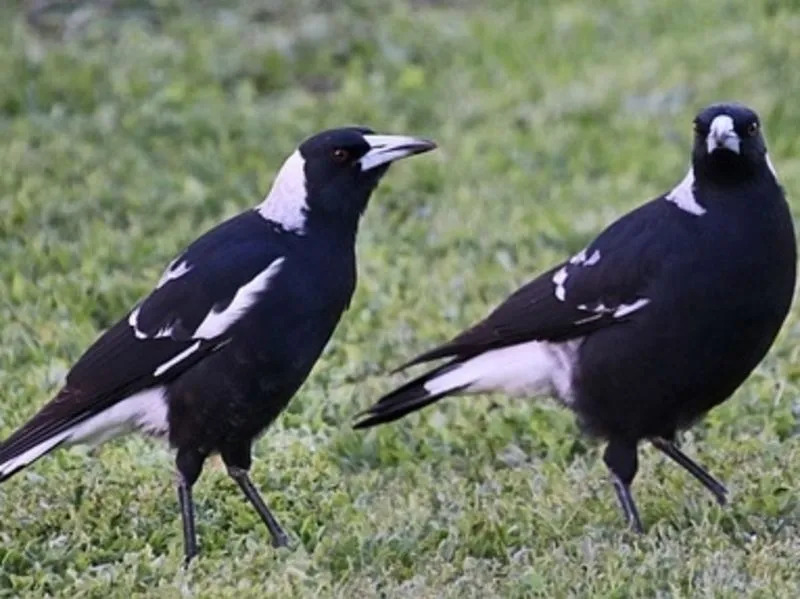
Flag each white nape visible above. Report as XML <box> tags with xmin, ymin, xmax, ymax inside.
<box><xmin>157</xmin><ymin>258</ymin><xmax>192</xmax><ymax>289</ymax></box>
<box><xmin>665</xmin><ymin>168</ymin><xmax>706</xmax><ymax>216</ymax></box>
<box><xmin>0</xmin><ymin>387</ymin><xmax>169</xmax><ymax>479</ymax></box>
<box><xmin>423</xmin><ymin>339</ymin><xmax>582</xmax><ymax>406</ymax></box>
<box><xmin>193</xmin><ymin>257</ymin><xmax>285</xmax><ymax>339</ymax></box>
<box><xmin>255</xmin><ymin>150</ymin><xmax>309</xmax><ymax>232</ymax></box>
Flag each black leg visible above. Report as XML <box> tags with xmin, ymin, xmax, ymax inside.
<box><xmin>176</xmin><ymin>478</ymin><xmax>197</xmax><ymax>567</ymax></box>
<box><xmin>221</xmin><ymin>445</ymin><xmax>289</xmax><ymax>547</ymax></box>
<box><xmin>227</xmin><ymin>466</ymin><xmax>290</xmax><ymax>548</ymax></box>
<box><xmin>175</xmin><ymin>449</ymin><xmax>206</xmax><ymax>567</ymax></box>
<box><xmin>603</xmin><ymin>440</ymin><xmax>644</xmax><ymax>533</ymax></box>
<box><xmin>651</xmin><ymin>437</ymin><xmax>728</xmax><ymax>505</ymax></box>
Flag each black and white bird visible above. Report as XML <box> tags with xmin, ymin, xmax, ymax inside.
<box><xmin>0</xmin><ymin>127</ymin><xmax>435</xmax><ymax>564</ymax></box>
<box><xmin>355</xmin><ymin>103</ymin><xmax>796</xmax><ymax>531</ymax></box>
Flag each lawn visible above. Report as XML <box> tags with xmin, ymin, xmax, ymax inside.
<box><xmin>1</xmin><ymin>0</ymin><xmax>800</xmax><ymax>596</ymax></box>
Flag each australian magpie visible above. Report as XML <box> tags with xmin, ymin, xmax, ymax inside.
<box><xmin>0</xmin><ymin>127</ymin><xmax>435</xmax><ymax>564</ymax></box>
<box><xmin>355</xmin><ymin>103</ymin><xmax>796</xmax><ymax>531</ymax></box>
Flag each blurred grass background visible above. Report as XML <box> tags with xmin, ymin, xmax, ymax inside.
<box><xmin>1</xmin><ymin>0</ymin><xmax>800</xmax><ymax>596</ymax></box>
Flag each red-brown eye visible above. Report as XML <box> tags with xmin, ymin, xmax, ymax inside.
<box><xmin>332</xmin><ymin>148</ymin><xmax>350</xmax><ymax>163</ymax></box>
<box><xmin>747</xmin><ymin>121</ymin><xmax>759</xmax><ymax>136</ymax></box>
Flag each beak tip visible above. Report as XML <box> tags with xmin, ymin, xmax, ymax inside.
<box><xmin>418</xmin><ymin>139</ymin><xmax>437</xmax><ymax>153</ymax></box>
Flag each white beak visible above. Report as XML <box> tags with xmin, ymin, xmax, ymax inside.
<box><xmin>359</xmin><ymin>135</ymin><xmax>436</xmax><ymax>171</ymax></box>
<box><xmin>706</xmin><ymin>115</ymin><xmax>740</xmax><ymax>154</ymax></box>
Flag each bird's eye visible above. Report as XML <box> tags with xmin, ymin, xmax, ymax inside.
<box><xmin>332</xmin><ymin>148</ymin><xmax>350</xmax><ymax>163</ymax></box>
<box><xmin>747</xmin><ymin>121</ymin><xmax>759</xmax><ymax>137</ymax></box>
<box><xmin>693</xmin><ymin>120</ymin><xmax>704</xmax><ymax>135</ymax></box>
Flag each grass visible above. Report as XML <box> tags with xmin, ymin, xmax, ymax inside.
<box><xmin>1</xmin><ymin>0</ymin><xmax>800</xmax><ymax>596</ymax></box>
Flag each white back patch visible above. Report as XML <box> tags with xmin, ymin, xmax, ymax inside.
<box><xmin>665</xmin><ymin>168</ymin><xmax>706</xmax><ymax>216</ymax></box>
<box><xmin>255</xmin><ymin>150</ymin><xmax>309</xmax><ymax>232</ymax></box>
<box><xmin>423</xmin><ymin>339</ymin><xmax>582</xmax><ymax>406</ymax></box>
<box><xmin>193</xmin><ymin>257</ymin><xmax>285</xmax><ymax>339</ymax></box>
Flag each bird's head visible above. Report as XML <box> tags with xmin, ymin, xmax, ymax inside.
<box><xmin>257</xmin><ymin>127</ymin><xmax>436</xmax><ymax>234</ymax></box>
<box><xmin>691</xmin><ymin>103</ymin><xmax>772</xmax><ymax>182</ymax></box>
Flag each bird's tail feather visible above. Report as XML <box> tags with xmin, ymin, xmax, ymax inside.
<box><xmin>354</xmin><ymin>361</ymin><xmax>469</xmax><ymax>428</ymax></box>
<box><xmin>0</xmin><ymin>432</ymin><xmax>70</xmax><ymax>482</ymax></box>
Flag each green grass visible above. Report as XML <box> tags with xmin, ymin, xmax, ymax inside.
<box><xmin>2</xmin><ymin>0</ymin><xmax>800</xmax><ymax>596</ymax></box>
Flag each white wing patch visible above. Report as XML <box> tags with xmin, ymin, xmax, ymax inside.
<box><xmin>193</xmin><ymin>257</ymin><xmax>285</xmax><ymax>339</ymax></box>
<box><xmin>614</xmin><ymin>298</ymin><xmax>650</xmax><ymax>317</ymax></box>
<box><xmin>129</xmin><ymin>257</ymin><xmax>284</xmax><ymax>341</ymax></box>
<box><xmin>552</xmin><ymin>267</ymin><xmax>568</xmax><ymax>301</ymax></box>
<box><xmin>665</xmin><ymin>168</ymin><xmax>706</xmax><ymax>216</ymax></box>
<box><xmin>128</xmin><ymin>306</ymin><xmax>176</xmax><ymax>340</ymax></box>
<box><xmin>255</xmin><ymin>150</ymin><xmax>308</xmax><ymax>233</ymax></box>
<box><xmin>553</xmin><ymin>247</ymin><xmax>602</xmax><ymax>301</ymax></box>
<box><xmin>577</xmin><ymin>298</ymin><xmax>650</xmax><ymax>318</ymax></box>
<box><xmin>157</xmin><ymin>258</ymin><xmax>192</xmax><ymax>289</ymax></box>
<box><xmin>584</xmin><ymin>249</ymin><xmax>601</xmax><ymax>266</ymax></box>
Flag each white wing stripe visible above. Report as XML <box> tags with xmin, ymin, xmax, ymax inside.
<box><xmin>193</xmin><ymin>257</ymin><xmax>285</xmax><ymax>339</ymax></box>
<box><xmin>614</xmin><ymin>298</ymin><xmax>650</xmax><ymax>317</ymax></box>
<box><xmin>153</xmin><ymin>341</ymin><xmax>202</xmax><ymax>377</ymax></box>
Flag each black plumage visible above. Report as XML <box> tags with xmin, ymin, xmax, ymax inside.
<box><xmin>355</xmin><ymin>103</ymin><xmax>796</xmax><ymax>530</ymax></box>
<box><xmin>0</xmin><ymin>127</ymin><xmax>435</xmax><ymax>564</ymax></box>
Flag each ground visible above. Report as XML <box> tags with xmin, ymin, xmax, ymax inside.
<box><xmin>1</xmin><ymin>0</ymin><xmax>799</xmax><ymax>597</ymax></box>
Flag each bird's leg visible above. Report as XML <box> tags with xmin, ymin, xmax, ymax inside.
<box><xmin>221</xmin><ymin>446</ymin><xmax>289</xmax><ymax>548</ymax></box>
<box><xmin>175</xmin><ymin>449</ymin><xmax>206</xmax><ymax>567</ymax></box>
<box><xmin>603</xmin><ymin>440</ymin><xmax>644</xmax><ymax>533</ymax></box>
<box><xmin>650</xmin><ymin>436</ymin><xmax>727</xmax><ymax>505</ymax></box>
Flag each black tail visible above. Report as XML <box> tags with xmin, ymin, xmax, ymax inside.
<box><xmin>354</xmin><ymin>361</ymin><xmax>467</xmax><ymax>428</ymax></box>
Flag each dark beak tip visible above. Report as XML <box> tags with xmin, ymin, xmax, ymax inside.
<box><xmin>414</xmin><ymin>139</ymin><xmax>437</xmax><ymax>154</ymax></box>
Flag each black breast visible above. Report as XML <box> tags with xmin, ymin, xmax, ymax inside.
<box><xmin>574</xmin><ymin>182</ymin><xmax>796</xmax><ymax>441</ymax></box>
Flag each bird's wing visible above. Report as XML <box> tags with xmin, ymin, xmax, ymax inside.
<box><xmin>0</xmin><ymin>213</ymin><xmax>286</xmax><ymax>460</ymax></box>
<box><xmin>401</xmin><ymin>200</ymin><xmax>668</xmax><ymax>368</ymax></box>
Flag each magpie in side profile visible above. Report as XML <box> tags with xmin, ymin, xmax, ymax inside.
<box><xmin>0</xmin><ymin>127</ymin><xmax>435</xmax><ymax>564</ymax></box>
<box><xmin>355</xmin><ymin>103</ymin><xmax>796</xmax><ymax>531</ymax></box>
